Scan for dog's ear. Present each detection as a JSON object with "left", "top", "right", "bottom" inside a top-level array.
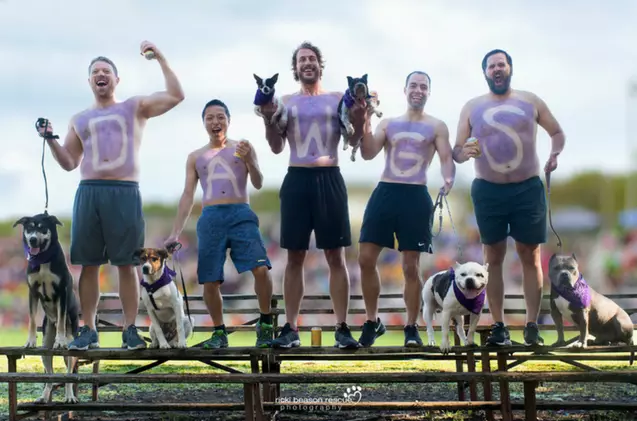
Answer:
[
  {"left": 253, "top": 74, "right": 262, "bottom": 84},
  {"left": 132, "top": 248, "right": 144, "bottom": 262},
  {"left": 454, "top": 261, "right": 460, "bottom": 269},
  {"left": 548, "top": 253, "right": 557, "bottom": 265},
  {"left": 361, "top": 74, "right": 368, "bottom": 83},
  {"left": 13, "top": 217, "right": 29, "bottom": 228},
  {"left": 271, "top": 73, "right": 278, "bottom": 83},
  {"left": 158, "top": 249, "right": 169, "bottom": 261},
  {"left": 483, "top": 263, "right": 489, "bottom": 272},
  {"left": 571, "top": 253, "right": 577, "bottom": 262},
  {"left": 347, "top": 76, "right": 354, "bottom": 86},
  {"left": 47, "top": 215, "right": 63, "bottom": 227}
]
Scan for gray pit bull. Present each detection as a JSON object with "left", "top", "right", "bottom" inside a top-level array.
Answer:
[{"left": 548, "top": 253, "right": 634, "bottom": 364}]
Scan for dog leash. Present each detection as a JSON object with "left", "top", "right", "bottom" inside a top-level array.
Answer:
[
  {"left": 166, "top": 242, "right": 192, "bottom": 322},
  {"left": 545, "top": 171, "right": 563, "bottom": 252},
  {"left": 431, "top": 189, "right": 463, "bottom": 259},
  {"left": 34, "top": 118, "right": 59, "bottom": 214}
]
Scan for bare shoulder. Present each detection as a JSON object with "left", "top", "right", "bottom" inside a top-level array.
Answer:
[
  {"left": 188, "top": 145, "right": 209, "bottom": 162},
  {"left": 329, "top": 91, "right": 344, "bottom": 99},
  {"left": 464, "top": 94, "right": 489, "bottom": 111},
  {"left": 281, "top": 94, "right": 294, "bottom": 105},
  {"left": 513, "top": 90, "right": 543, "bottom": 105}
]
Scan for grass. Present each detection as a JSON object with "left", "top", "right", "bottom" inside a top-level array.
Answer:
[{"left": 1, "top": 329, "right": 637, "bottom": 420}]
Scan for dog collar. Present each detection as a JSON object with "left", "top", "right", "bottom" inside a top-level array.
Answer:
[
  {"left": 23, "top": 243, "right": 55, "bottom": 271},
  {"left": 450, "top": 267, "right": 486, "bottom": 315},
  {"left": 141, "top": 266, "right": 176, "bottom": 294},
  {"left": 552, "top": 273, "right": 591, "bottom": 309}
]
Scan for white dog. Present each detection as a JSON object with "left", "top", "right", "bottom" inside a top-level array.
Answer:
[
  {"left": 422, "top": 262, "right": 489, "bottom": 353},
  {"left": 135, "top": 247, "right": 193, "bottom": 349}
]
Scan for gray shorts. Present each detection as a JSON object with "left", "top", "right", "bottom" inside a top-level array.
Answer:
[{"left": 70, "top": 180, "right": 145, "bottom": 266}]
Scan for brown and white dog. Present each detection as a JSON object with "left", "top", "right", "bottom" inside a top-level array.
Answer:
[{"left": 134, "top": 248, "right": 193, "bottom": 349}]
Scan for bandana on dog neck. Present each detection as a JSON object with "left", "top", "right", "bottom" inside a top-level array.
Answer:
[
  {"left": 140, "top": 266, "right": 176, "bottom": 310},
  {"left": 450, "top": 267, "right": 486, "bottom": 315},
  {"left": 254, "top": 89, "right": 274, "bottom": 106},
  {"left": 23, "top": 243, "right": 55, "bottom": 271},
  {"left": 552, "top": 273, "right": 591, "bottom": 308}
]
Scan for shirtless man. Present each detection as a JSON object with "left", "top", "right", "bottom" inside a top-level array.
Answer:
[
  {"left": 37, "top": 41, "right": 185, "bottom": 351},
  {"left": 164, "top": 99, "right": 274, "bottom": 349},
  {"left": 453, "top": 49, "right": 565, "bottom": 347},
  {"left": 257, "top": 41, "right": 368, "bottom": 349},
  {"left": 356, "top": 71, "right": 455, "bottom": 347}
]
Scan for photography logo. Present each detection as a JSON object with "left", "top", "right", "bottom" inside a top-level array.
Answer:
[{"left": 276, "top": 384, "right": 364, "bottom": 412}]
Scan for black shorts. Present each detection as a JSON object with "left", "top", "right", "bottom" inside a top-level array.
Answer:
[
  {"left": 279, "top": 166, "right": 352, "bottom": 250},
  {"left": 359, "top": 182, "right": 434, "bottom": 253}
]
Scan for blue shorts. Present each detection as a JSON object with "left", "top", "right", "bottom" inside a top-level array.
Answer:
[
  {"left": 196, "top": 203, "right": 271, "bottom": 284},
  {"left": 359, "top": 182, "right": 434, "bottom": 253}
]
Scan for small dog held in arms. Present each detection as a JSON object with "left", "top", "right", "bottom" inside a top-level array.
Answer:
[
  {"left": 14, "top": 213, "right": 80, "bottom": 403},
  {"left": 338, "top": 74, "right": 382, "bottom": 161},
  {"left": 422, "top": 262, "right": 489, "bottom": 353},
  {"left": 134, "top": 247, "right": 193, "bottom": 349},
  {"left": 548, "top": 253, "right": 634, "bottom": 363},
  {"left": 253, "top": 73, "right": 288, "bottom": 129}
]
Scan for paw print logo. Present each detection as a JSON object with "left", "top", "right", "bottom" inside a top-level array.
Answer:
[{"left": 343, "top": 385, "right": 363, "bottom": 404}]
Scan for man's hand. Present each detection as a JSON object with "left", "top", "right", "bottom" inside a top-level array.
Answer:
[
  {"left": 36, "top": 120, "right": 54, "bottom": 139},
  {"left": 441, "top": 179, "right": 454, "bottom": 196},
  {"left": 163, "top": 235, "right": 179, "bottom": 250},
  {"left": 458, "top": 140, "right": 481, "bottom": 161},
  {"left": 259, "top": 102, "right": 278, "bottom": 121},
  {"left": 544, "top": 153, "right": 559, "bottom": 173},
  {"left": 348, "top": 93, "right": 378, "bottom": 127},
  {"left": 140, "top": 40, "right": 164, "bottom": 61},
  {"left": 235, "top": 140, "right": 256, "bottom": 164}
]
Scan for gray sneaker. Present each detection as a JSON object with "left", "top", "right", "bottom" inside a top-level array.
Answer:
[
  {"left": 202, "top": 330, "right": 229, "bottom": 349},
  {"left": 122, "top": 325, "right": 147, "bottom": 350},
  {"left": 524, "top": 322, "right": 544, "bottom": 346},
  {"left": 68, "top": 326, "right": 99, "bottom": 351},
  {"left": 271, "top": 323, "right": 301, "bottom": 348},
  {"left": 256, "top": 322, "right": 273, "bottom": 348}
]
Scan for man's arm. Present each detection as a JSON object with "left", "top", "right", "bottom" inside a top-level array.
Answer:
[
  {"left": 360, "top": 118, "right": 389, "bottom": 161},
  {"left": 535, "top": 94, "right": 565, "bottom": 157},
  {"left": 434, "top": 121, "right": 456, "bottom": 192},
  {"left": 452, "top": 101, "right": 474, "bottom": 163},
  {"left": 246, "top": 147, "right": 264, "bottom": 190},
  {"left": 169, "top": 153, "right": 199, "bottom": 238},
  {"left": 263, "top": 95, "right": 289, "bottom": 155},
  {"left": 138, "top": 57, "right": 185, "bottom": 120},
  {"left": 47, "top": 121, "right": 84, "bottom": 172}
]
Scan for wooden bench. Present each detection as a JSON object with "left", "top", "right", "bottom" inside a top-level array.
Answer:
[{"left": 2, "top": 364, "right": 637, "bottom": 421}]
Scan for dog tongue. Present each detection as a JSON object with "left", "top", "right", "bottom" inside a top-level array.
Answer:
[
  {"left": 463, "top": 289, "right": 482, "bottom": 299},
  {"left": 29, "top": 247, "right": 40, "bottom": 255}
]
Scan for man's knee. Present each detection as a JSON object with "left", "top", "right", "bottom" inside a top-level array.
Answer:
[
  {"left": 204, "top": 282, "right": 221, "bottom": 294},
  {"left": 79, "top": 265, "right": 100, "bottom": 281},
  {"left": 401, "top": 252, "right": 420, "bottom": 282},
  {"left": 324, "top": 248, "right": 346, "bottom": 270},
  {"left": 252, "top": 265, "right": 270, "bottom": 282},
  {"left": 286, "top": 250, "right": 307, "bottom": 269},
  {"left": 516, "top": 242, "right": 541, "bottom": 267},
  {"left": 358, "top": 245, "right": 379, "bottom": 272},
  {"left": 484, "top": 241, "right": 507, "bottom": 266}
]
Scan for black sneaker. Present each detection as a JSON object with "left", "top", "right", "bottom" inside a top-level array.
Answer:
[
  {"left": 122, "top": 325, "right": 147, "bottom": 350},
  {"left": 68, "top": 326, "right": 99, "bottom": 351},
  {"left": 404, "top": 324, "right": 423, "bottom": 347},
  {"left": 358, "top": 318, "right": 386, "bottom": 348},
  {"left": 334, "top": 322, "right": 360, "bottom": 349},
  {"left": 271, "top": 323, "right": 301, "bottom": 348},
  {"left": 255, "top": 321, "right": 273, "bottom": 348},
  {"left": 523, "top": 322, "right": 544, "bottom": 346},
  {"left": 486, "top": 322, "right": 512, "bottom": 346}
]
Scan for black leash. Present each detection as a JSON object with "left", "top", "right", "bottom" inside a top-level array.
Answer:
[
  {"left": 545, "top": 171, "right": 563, "bottom": 252},
  {"left": 166, "top": 241, "right": 192, "bottom": 323},
  {"left": 34, "top": 118, "right": 59, "bottom": 214},
  {"left": 431, "top": 189, "right": 463, "bottom": 259}
]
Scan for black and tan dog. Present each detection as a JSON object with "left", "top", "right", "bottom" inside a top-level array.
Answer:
[
  {"left": 549, "top": 253, "right": 634, "bottom": 363},
  {"left": 14, "top": 213, "right": 80, "bottom": 403}
]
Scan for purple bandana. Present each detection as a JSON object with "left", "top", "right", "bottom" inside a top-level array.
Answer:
[
  {"left": 450, "top": 267, "right": 486, "bottom": 315},
  {"left": 254, "top": 89, "right": 274, "bottom": 106},
  {"left": 23, "top": 243, "right": 55, "bottom": 271},
  {"left": 343, "top": 89, "right": 355, "bottom": 109},
  {"left": 140, "top": 265, "right": 176, "bottom": 310},
  {"left": 552, "top": 273, "right": 591, "bottom": 309}
]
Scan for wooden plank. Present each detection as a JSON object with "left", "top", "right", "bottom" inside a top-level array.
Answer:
[{"left": 523, "top": 381, "right": 538, "bottom": 421}]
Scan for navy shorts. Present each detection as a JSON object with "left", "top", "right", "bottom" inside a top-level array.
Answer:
[
  {"left": 70, "top": 180, "right": 145, "bottom": 266},
  {"left": 470, "top": 176, "right": 547, "bottom": 245},
  {"left": 196, "top": 203, "right": 271, "bottom": 284},
  {"left": 279, "top": 166, "right": 352, "bottom": 250},
  {"left": 359, "top": 182, "right": 434, "bottom": 253}
]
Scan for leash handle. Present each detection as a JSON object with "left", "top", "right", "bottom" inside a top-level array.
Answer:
[
  {"left": 545, "top": 171, "right": 563, "bottom": 252},
  {"left": 431, "top": 190, "right": 463, "bottom": 259},
  {"left": 34, "top": 118, "right": 56, "bottom": 213}
]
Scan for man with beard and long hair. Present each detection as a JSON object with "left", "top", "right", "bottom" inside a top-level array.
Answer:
[
  {"left": 36, "top": 41, "right": 185, "bottom": 351},
  {"left": 256, "top": 41, "right": 369, "bottom": 349},
  {"left": 356, "top": 71, "right": 455, "bottom": 347},
  {"left": 453, "top": 49, "right": 566, "bottom": 347}
]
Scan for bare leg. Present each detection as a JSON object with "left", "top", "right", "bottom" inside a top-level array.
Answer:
[
  {"left": 514, "top": 242, "right": 543, "bottom": 324},
  {"left": 483, "top": 241, "right": 507, "bottom": 323},
  {"left": 252, "top": 266, "right": 273, "bottom": 314},
  {"left": 78, "top": 266, "right": 101, "bottom": 330},
  {"left": 283, "top": 251, "right": 306, "bottom": 329},
  {"left": 117, "top": 265, "right": 140, "bottom": 328},
  {"left": 401, "top": 251, "right": 422, "bottom": 326},
  {"left": 203, "top": 283, "right": 224, "bottom": 326},
  {"left": 358, "top": 242, "right": 383, "bottom": 321},
  {"left": 324, "top": 248, "right": 350, "bottom": 324}
]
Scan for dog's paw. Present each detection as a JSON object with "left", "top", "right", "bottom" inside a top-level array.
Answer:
[
  {"left": 64, "top": 395, "right": 79, "bottom": 404},
  {"left": 53, "top": 337, "right": 69, "bottom": 349},
  {"left": 149, "top": 341, "right": 160, "bottom": 349},
  {"left": 569, "top": 340, "right": 587, "bottom": 349},
  {"left": 159, "top": 342, "right": 171, "bottom": 349},
  {"left": 440, "top": 340, "right": 452, "bottom": 354},
  {"left": 176, "top": 341, "right": 188, "bottom": 349},
  {"left": 375, "top": 110, "right": 383, "bottom": 118},
  {"left": 343, "top": 142, "right": 349, "bottom": 151},
  {"left": 34, "top": 396, "right": 47, "bottom": 404},
  {"left": 25, "top": 337, "right": 37, "bottom": 348},
  {"left": 464, "top": 339, "right": 477, "bottom": 347},
  {"left": 345, "top": 124, "right": 355, "bottom": 136},
  {"left": 427, "top": 338, "right": 437, "bottom": 347}
]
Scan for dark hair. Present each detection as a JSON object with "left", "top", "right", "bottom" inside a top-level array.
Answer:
[
  {"left": 405, "top": 71, "right": 431, "bottom": 88},
  {"left": 291, "top": 41, "right": 325, "bottom": 82},
  {"left": 89, "top": 56, "right": 118, "bottom": 77},
  {"left": 481, "top": 49, "right": 512, "bottom": 72},
  {"left": 201, "top": 99, "right": 230, "bottom": 120}
]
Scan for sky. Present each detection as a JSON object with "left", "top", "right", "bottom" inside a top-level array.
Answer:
[{"left": 1, "top": 0, "right": 636, "bottom": 220}]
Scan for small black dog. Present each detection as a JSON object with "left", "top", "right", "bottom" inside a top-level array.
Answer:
[
  {"left": 14, "top": 213, "right": 80, "bottom": 403},
  {"left": 253, "top": 73, "right": 288, "bottom": 128},
  {"left": 337, "top": 74, "right": 382, "bottom": 161}
]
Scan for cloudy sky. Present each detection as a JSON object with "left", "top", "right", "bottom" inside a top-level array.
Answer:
[{"left": 1, "top": 0, "right": 635, "bottom": 219}]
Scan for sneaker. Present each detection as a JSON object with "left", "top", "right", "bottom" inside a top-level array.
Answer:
[
  {"left": 523, "top": 322, "right": 544, "bottom": 346},
  {"left": 358, "top": 318, "right": 386, "bottom": 348},
  {"left": 486, "top": 322, "right": 512, "bottom": 346},
  {"left": 271, "top": 323, "right": 301, "bottom": 348},
  {"left": 255, "top": 321, "right": 273, "bottom": 348},
  {"left": 404, "top": 324, "right": 423, "bottom": 347},
  {"left": 202, "top": 330, "right": 229, "bottom": 349},
  {"left": 334, "top": 322, "right": 360, "bottom": 349},
  {"left": 68, "top": 326, "right": 99, "bottom": 351},
  {"left": 122, "top": 325, "right": 147, "bottom": 350}
]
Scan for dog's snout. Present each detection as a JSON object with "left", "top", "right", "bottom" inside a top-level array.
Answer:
[
  {"left": 28, "top": 237, "right": 38, "bottom": 247},
  {"left": 142, "top": 265, "right": 151, "bottom": 275},
  {"left": 465, "top": 277, "right": 476, "bottom": 289},
  {"left": 559, "top": 272, "right": 570, "bottom": 283}
]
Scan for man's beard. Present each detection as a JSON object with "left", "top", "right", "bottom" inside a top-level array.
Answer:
[
  {"left": 298, "top": 66, "right": 320, "bottom": 84},
  {"left": 486, "top": 74, "right": 512, "bottom": 95}
]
